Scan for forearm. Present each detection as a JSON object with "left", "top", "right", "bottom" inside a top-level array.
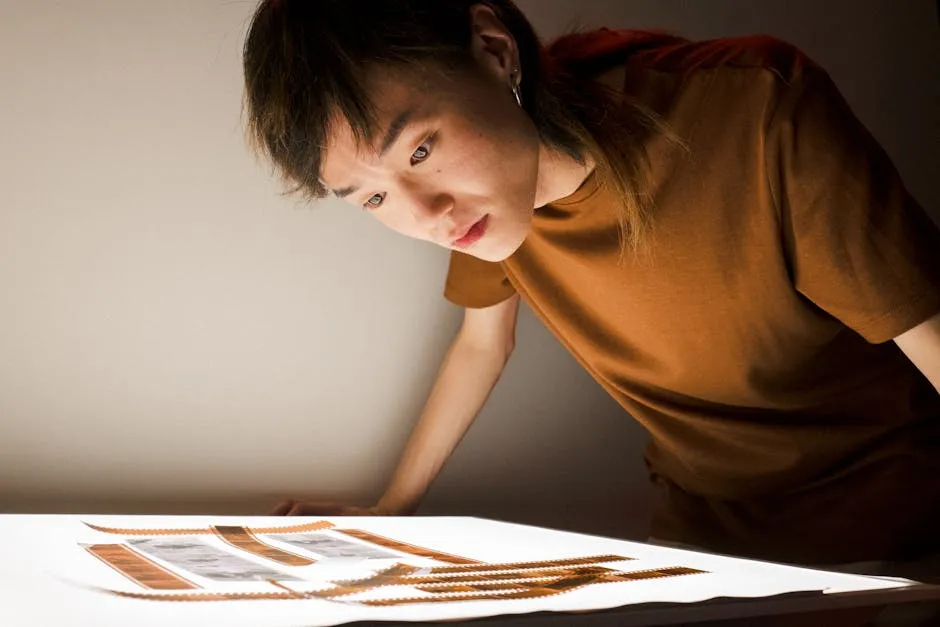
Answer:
[
  {"left": 376, "top": 333, "right": 511, "bottom": 515},
  {"left": 895, "top": 311, "right": 940, "bottom": 394}
]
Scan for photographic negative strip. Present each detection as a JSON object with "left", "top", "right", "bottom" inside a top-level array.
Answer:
[
  {"left": 83, "top": 543, "right": 200, "bottom": 590},
  {"left": 74, "top": 518, "right": 716, "bottom": 610},
  {"left": 266, "top": 532, "right": 400, "bottom": 561},
  {"left": 213, "top": 526, "right": 316, "bottom": 566},
  {"left": 127, "top": 538, "right": 299, "bottom": 582},
  {"left": 336, "top": 528, "right": 478, "bottom": 564}
]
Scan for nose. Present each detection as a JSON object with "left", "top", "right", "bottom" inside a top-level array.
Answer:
[{"left": 401, "top": 179, "right": 453, "bottom": 230}]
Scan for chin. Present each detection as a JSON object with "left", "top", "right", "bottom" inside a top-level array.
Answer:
[
  {"left": 471, "top": 228, "right": 529, "bottom": 263},
  {"left": 468, "top": 246, "right": 509, "bottom": 263}
]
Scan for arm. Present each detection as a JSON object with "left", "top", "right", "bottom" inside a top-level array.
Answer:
[
  {"left": 375, "top": 294, "right": 520, "bottom": 515},
  {"left": 274, "top": 295, "right": 520, "bottom": 517},
  {"left": 895, "top": 312, "right": 940, "bottom": 394},
  {"left": 763, "top": 54, "right": 940, "bottom": 348}
]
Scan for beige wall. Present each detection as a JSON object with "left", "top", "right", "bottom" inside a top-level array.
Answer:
[{"left": 1, "top": 0, "right": 937, "bottom": 540}]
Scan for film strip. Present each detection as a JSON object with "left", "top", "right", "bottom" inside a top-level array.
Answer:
[
  {"left": 363, "top": 565, "right": 705, "bottom": 606},
  {"left": 336, "top": 528, "right": 480, "bottom": 565},
  {"left": 83, "top": 520, "right": 335, "bottom": 536},
  {"left": 212, "top": 526, "right": 316, "bottom": 566},
  {"left": 84, "top": 519, "right": 476, "bottom": 566},
  {"left": 427, "top": 554, "right": 632, "bottom": 574},
  {"left": 83, "top": 544, "right": 199, "bottom": 591},
  {"left": 312, "top": 564, "right": 422, "bottom": 599},
  {"left": 94, "top": 559, "right": 705, "bottom": 605},
  {"left": 80, "top": 519, "right": 707, "bottom": 607},
  {"left": 379, "top": 565, "right": 616, "bottom": 585}
]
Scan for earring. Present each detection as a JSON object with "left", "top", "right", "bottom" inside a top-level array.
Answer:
[{"left": 510, "top": 67, "right": 522, "bottom": 107}]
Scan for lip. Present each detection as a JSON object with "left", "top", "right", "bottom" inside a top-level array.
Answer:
[{"left": 452, "top": 215, "right": 490, "bottom": 249}]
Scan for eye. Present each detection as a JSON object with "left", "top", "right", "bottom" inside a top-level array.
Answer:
[
  {"left": 410, "top": 135, "right": 435, "bottom": 166},
  {"left": 364, "top": 193, "right": 385, "bottom": 210}
]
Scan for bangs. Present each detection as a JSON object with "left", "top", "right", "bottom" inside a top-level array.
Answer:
[
  {"left": 242, "top": 0, "right": 471, "bottom": 200},
  {"left": 243, "top": 4, "right": 377, "bottom": 199}
]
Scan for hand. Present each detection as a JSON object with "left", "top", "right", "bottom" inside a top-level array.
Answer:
[{"left": 269, "top": 499, "right": 387, "bottom": 516}]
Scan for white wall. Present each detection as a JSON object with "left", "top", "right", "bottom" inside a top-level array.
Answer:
[{"left": 0, "top": 0, "right": 937, "bottom": 540}]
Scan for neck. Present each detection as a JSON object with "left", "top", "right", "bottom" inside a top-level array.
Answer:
[{"left": 533, "top": 144, "right": 596, "bottom": 208}]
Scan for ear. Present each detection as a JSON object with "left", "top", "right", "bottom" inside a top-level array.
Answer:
[{"left": 467, "top": 4, "right": 520, "bottom": 85}]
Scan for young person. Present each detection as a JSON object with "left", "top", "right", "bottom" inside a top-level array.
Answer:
[{"left": 242, "top": 0, "right": 940, "bottom": 572}]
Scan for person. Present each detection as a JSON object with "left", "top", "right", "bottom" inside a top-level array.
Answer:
[{"left": 242, "top": 0, "right": 940, "bottom": 577}]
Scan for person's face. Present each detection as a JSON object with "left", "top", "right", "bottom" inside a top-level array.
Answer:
[{"left": 319, "top": 12, "right": 540, "bottom": 262}]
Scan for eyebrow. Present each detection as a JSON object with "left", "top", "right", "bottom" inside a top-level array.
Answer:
[
  {"left": 378, "top": 107, "right": 416, "bottom": 158},
  {"left": 329, "top": 107, "right": 417, "bottom": 200},
  {"left": 331, "top": 185, "right": 358, "bottom": 199}
]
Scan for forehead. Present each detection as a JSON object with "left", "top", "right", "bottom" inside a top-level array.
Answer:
[
  {"left": 329, "top": 75, "right": 419, "bottom": 157},
  {"left": 320, "top": 67, "right": 453, "bottom": 186}
]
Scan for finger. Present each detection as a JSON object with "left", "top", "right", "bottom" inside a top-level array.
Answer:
[
  {"left": 287, "top": 501, "right": 307, "bottom": 516},
  {"left": 270, "top": 500, "right": 295, "bottom": 516}
]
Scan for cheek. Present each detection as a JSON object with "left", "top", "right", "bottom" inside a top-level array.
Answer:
[
  {"left": 459, "top": 125, "right": 539, "bottom": 203},
  {"left": 371, "top": 210, "right": 432, "bottom": 242},
  {"left": 450, "top": 136, "right": 537, "bottom": 206}
]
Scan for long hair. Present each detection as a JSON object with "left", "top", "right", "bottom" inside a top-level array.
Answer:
[{"left": 243, "top": 0, "right": 663, "bottom": 250}]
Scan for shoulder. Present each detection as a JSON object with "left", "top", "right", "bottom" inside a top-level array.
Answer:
[
  {"left": 637, "top": 34, "right": 818, "bottom": 82},
  {"left": 548, "top": 29, "right": 821, "bottom": 86}
]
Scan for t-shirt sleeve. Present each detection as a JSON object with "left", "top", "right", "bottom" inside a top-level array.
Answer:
[
  {"left": 766, "top": 63, "right": 940, "bottom": 344},
  {"left": 444, "top": 251, "right": 517, "bottom": 308}
]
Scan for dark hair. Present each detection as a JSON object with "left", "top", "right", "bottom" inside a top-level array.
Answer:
[{"left": 243, "top": 0, "right": 662, "bottom": 249}]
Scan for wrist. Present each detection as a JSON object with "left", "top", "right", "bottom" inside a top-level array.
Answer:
[
  {"left": 370, "top": 503, "right": 393, "bottom": 516},
  {"left": 374, "top": 495, "right": 415, "bottom": 516}
]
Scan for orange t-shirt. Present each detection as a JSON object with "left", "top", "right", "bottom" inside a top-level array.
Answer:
[{"left": 444, "top": 30, "right": 940, "bottom": 564}]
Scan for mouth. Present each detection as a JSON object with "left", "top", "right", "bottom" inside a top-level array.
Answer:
[{"left": 452, "top": 215, "right": 490, "bottom": 249}]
